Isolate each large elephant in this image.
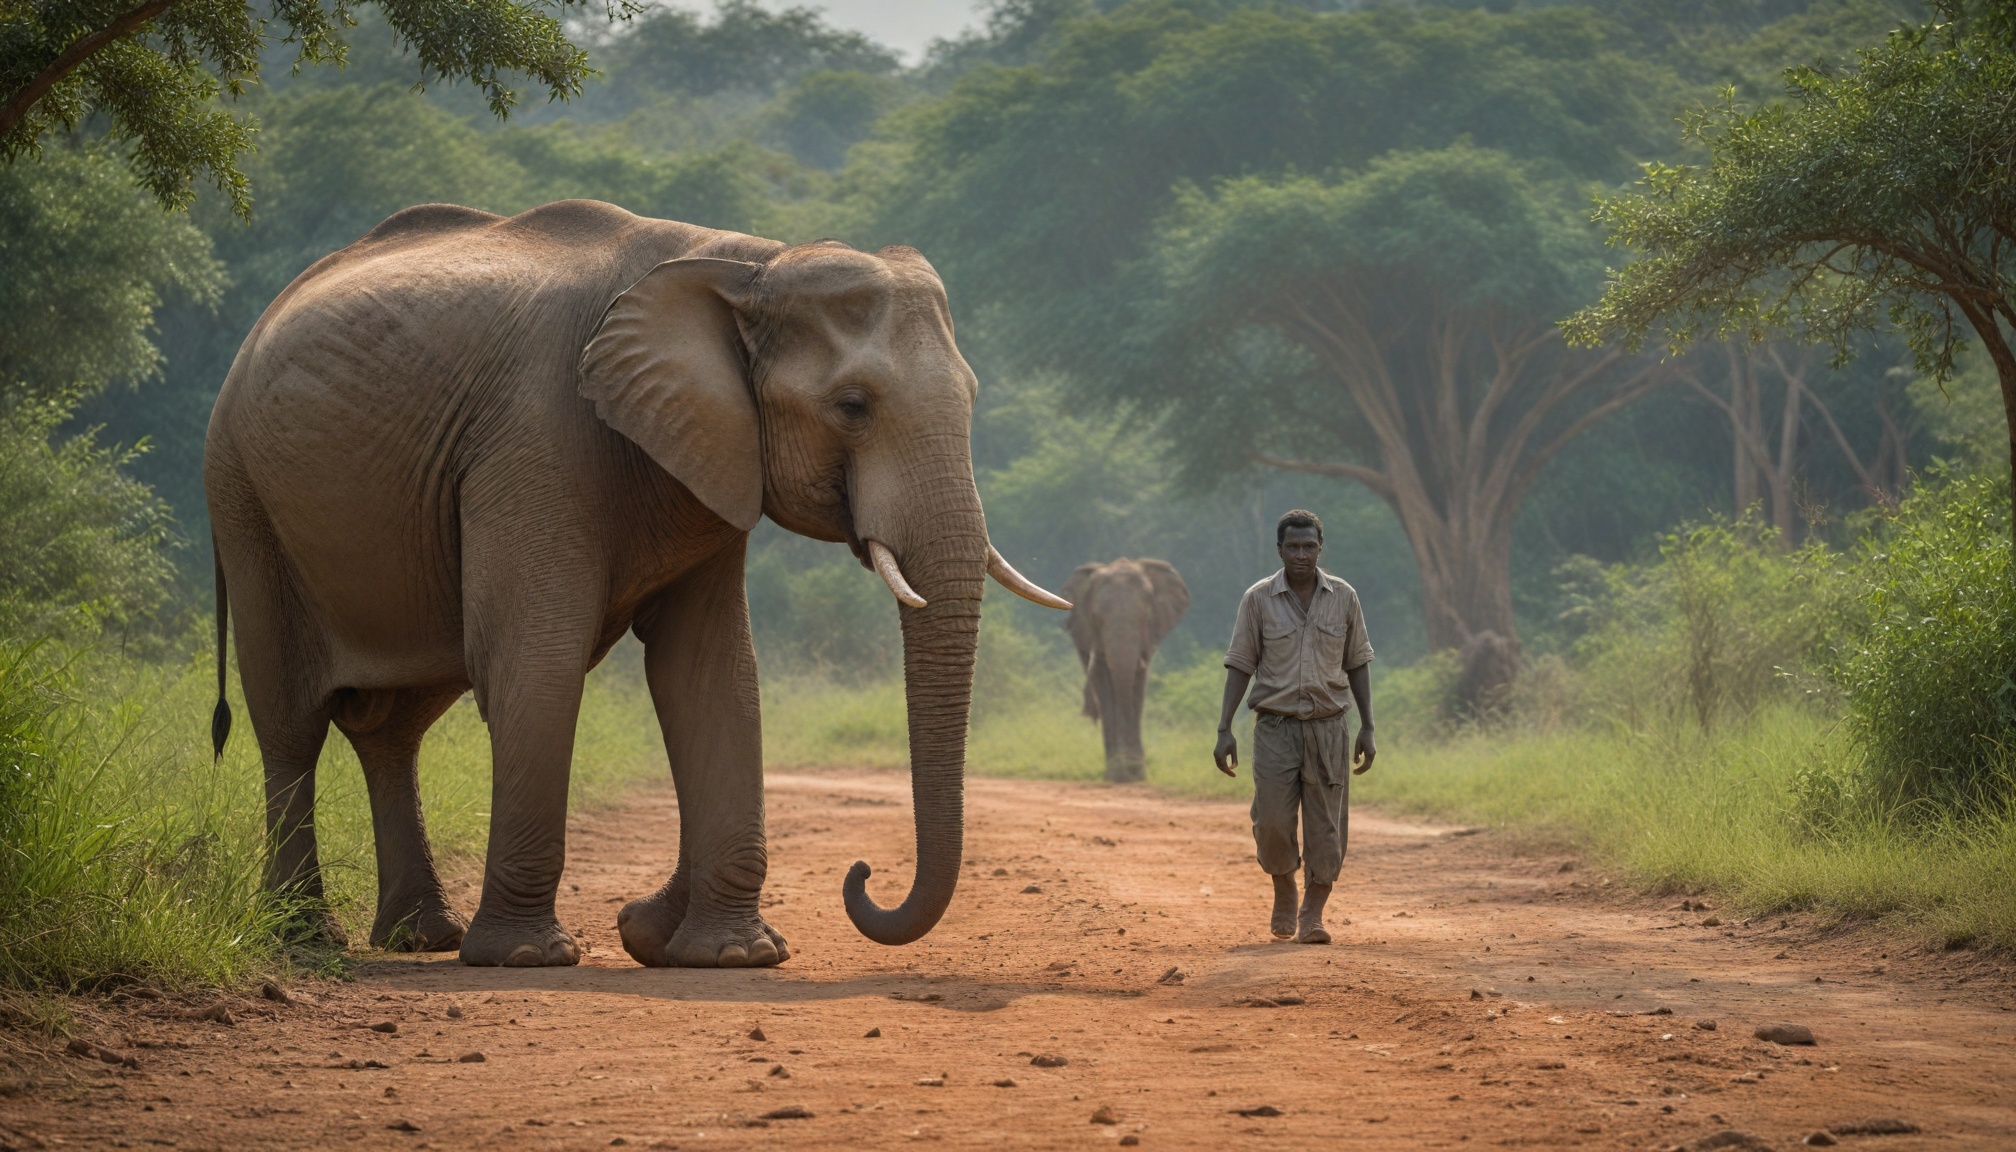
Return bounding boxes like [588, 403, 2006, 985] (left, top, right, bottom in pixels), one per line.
[205, 199, 1068, 968]
[1062, 559, 1189, 783]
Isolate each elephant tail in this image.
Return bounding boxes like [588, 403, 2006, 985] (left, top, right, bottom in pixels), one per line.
[211, 539, 233, 762]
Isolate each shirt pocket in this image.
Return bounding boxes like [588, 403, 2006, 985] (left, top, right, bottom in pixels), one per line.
[1314, 619, 1351, 669]
[1261, 620, 1298, 644]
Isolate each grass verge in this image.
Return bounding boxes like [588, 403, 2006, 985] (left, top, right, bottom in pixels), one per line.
[0, 637, 669, 996]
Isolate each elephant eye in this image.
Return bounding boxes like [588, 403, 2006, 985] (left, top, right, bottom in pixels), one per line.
[835, 395, 870, 422]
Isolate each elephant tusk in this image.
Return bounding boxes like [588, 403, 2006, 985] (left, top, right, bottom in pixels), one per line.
[987, 545, 1072, 610]
[867, 540, 927, 608]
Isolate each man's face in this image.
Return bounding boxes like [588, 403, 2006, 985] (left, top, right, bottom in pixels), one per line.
[1278, 525, 1322, 577]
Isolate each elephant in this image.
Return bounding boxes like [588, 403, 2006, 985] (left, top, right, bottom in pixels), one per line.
[204, 199, 1069, 968]
[1061, 559, 1189, 783]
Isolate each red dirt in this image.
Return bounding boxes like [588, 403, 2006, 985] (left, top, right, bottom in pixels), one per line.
[5, 768, 2014, 1150]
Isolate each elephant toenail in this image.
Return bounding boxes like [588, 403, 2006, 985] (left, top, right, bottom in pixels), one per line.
[503, 944, 545, 966]
[718, 943, 750, 967]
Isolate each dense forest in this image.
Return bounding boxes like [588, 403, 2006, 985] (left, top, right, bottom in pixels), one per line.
[26, 0, 1982, 671]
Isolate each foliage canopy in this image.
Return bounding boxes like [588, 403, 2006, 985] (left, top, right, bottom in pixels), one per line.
[0, 0, 611, 212]
[1567, 1, 2016, 519]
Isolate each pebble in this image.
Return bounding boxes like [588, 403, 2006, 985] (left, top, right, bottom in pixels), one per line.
[992, 868, 1009, 877]
[1802, 1133, 1837, 1147]
[864, 1027, 881, 1038]
[915, 1076, 944, 1087]
[1684, 1132, 1769, 1150]
[1022, 885, 1043, 894]
[761, 1106, 814, 1120]
[1156, 967, 1185, 985]
[1754, 1023, 1816, 1045]
[1694, 1020, 1717, 1031]
[457, 1052, 485, 1063]
[747, 1027, 767, 1042]
[1119, 1137, 1140, 1147]
[1828, 1119, 1917, 1136]
[445, 1006, 463, 1019]
[1030, 1054, 1068, 1068]
[387, 1119, 421, 1133]
[992, 1079, 1017, 1088]
[260, 982, 291, 1005]
[369, 1021, 399, 1034]
[1090, 1106, 1119, 1125]
[768, 1065, 789, 1078]
[1232, 1105, 1283, 1118]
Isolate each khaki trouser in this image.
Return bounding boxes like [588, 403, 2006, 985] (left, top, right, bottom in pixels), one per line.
[1250, 710, 1350, 884]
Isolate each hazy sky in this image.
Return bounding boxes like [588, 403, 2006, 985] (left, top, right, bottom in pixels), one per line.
[769, 0, 984, 59]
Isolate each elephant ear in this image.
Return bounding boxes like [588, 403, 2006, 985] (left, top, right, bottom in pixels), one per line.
[580, 257, 765, 532]
[1139, 559, 1191, 646]
[1061, 563, 1102, 669]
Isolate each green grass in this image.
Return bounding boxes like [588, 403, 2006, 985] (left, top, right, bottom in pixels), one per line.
[0, 637, 669, 994]
[1353, 706, 2016, 951]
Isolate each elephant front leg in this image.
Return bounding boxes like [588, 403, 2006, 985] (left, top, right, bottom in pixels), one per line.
[458, 657, 588, 968]
[619, 540, 787, 968]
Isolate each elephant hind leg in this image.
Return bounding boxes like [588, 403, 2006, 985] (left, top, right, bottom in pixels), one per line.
[215, 521, 345, 945]
[335, 686, 468, 952]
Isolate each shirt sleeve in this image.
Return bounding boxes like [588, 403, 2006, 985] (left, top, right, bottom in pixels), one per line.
[1224, 589, 1260, 674]
[1344, 590, 1374, 670]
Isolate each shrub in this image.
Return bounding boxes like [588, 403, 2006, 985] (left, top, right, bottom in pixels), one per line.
[0, 403, 180, 645]
[1826, 468, 2016, 809]
[1574, 515, 1826, 730]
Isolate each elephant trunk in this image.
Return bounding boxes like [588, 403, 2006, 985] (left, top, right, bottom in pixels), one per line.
[842, 487, 984, 945]
[1103, 641, 1149, 781]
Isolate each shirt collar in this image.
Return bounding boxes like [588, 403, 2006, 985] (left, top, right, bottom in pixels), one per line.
[1267, 568, 1333, 596]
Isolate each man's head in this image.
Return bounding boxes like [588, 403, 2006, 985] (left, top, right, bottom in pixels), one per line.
[1276, 509, 1323, 577]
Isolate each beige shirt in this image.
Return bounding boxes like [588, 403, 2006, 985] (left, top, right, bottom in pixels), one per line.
[1223, 568, 1375, 720]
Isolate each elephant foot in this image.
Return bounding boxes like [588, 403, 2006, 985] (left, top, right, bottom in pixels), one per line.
[664, 917, 790, 968]
[458, 914, 580, 967]
[616, 892, 684, 967]
[370, 894, 468, 953]
[1103, 751, 1146, 783]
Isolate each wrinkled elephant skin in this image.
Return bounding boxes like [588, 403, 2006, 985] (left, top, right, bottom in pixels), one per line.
[1062, 559, 1190, 783]
[206, 200, 1030, 967]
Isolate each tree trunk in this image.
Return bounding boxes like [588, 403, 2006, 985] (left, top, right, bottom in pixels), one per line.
[1266, 284, 1663, 655]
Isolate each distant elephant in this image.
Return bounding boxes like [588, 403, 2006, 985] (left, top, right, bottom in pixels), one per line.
[1062, 559, 1190, 782]
[205, 199, 1068, 968]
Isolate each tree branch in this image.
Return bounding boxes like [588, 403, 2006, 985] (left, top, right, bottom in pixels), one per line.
[0, 0, 180, 139]
[1253, 453, 1396, 499]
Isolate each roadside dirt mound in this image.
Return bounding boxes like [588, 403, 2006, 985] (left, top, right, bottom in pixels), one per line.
[4, 768, 2012, 1149]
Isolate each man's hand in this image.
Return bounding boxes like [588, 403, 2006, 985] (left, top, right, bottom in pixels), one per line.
[1352, 725, 1377, 775]
[1214, 728, 1239, 777]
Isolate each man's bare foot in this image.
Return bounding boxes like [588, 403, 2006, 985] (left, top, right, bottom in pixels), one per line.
[1297, 881, 1333, 944]
[1270, 873, 1298, 939]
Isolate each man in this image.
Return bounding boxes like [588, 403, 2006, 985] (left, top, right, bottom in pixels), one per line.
[1215, 509, 1376, 944]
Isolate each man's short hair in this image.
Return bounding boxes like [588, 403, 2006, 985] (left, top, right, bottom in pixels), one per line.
[1277, 509, 1323, 545]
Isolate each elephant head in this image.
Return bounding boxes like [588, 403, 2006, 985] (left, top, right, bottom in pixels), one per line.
[579, 240, 1067, 946]
[1062, 558, 1189, 783]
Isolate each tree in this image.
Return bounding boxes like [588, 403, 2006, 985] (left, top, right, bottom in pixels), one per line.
[1115, 146, 1664, 653]
[0, 142, 219, 407]
[1566, 1, 2016, 533]
[1681, 342, 1912, 538]
[0, 0, 612, 213]
[865, 2, 1684, 373]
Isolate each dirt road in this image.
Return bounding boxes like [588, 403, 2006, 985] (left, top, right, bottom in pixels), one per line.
[7, 768, 2015, 1150]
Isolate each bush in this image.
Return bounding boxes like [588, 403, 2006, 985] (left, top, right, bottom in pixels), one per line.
[0, 403, 180, 645]
[1825, 468, 2016, 809]
[1573, 515, 1826, 730]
